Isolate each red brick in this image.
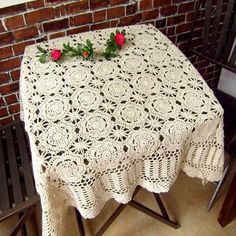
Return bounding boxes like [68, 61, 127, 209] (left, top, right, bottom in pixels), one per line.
[186, 12, 194, 21]
[46, 0, 65, 3]
[93, 10, 106, 22]
[11, 69, 21, 81]
[0, 116, 13, 126]
[55, 6, 62, 17]
[14, 26, 39, 42]
[60, 5, 66, 16]
[0, 20, 5, 33]
[64, 1, 88, 14]
[0, 4, 26, 17]
[0, 46, 13, 60]
[0, 32, 14, 46]
[27, 0, 45, 8]
[0, 82, 19, 95]
[140, 0, 153, 10]
[91, 22, 110, 31]
[176, 22, 192, 34]
[0, 108, 8, 117]
[70, 13, 92, 26]
[190, 38, 203, 47]
[9, 103, 20, 114]
[5, 94, 17, 105]
[0, 73, 10, 85]
[107, 7, 125, 19]
[13, 41, 35, 56]
[167, 27, 175, 36]
[156, 18, 166, 28]
[173, 0, 187, 2]
[0, 57, 21, 73]
[167, 14, 185, 26]
[110, 20, 119, 27]
[36, 36, 47, 43]
[14, 113, 21, 121]
[195, 19, 204, 28]
[142, 9, 159, 21]
[67, 25, 90, 36]
[38, 24, 44, 34]
[0, 98, 4, 106]
[119, 13, 142, 26]
[49, 31, 66, 39]
[110, 0, 129, 6]
[43, 18, 69, 32]
[178, 2, 194, 14]
[90, 0, 109, 9]
[169, 35, 176, 43]
[25, 8, 56, 25]
[154, 0, 171, 7]
[4, 15, 25, 30]
[160, 5, 177, 16]
[177, 32, 189, 42]
[194, 29, 203, 38]
[160, 28, 167, 35]
[126, 3, 138, 15]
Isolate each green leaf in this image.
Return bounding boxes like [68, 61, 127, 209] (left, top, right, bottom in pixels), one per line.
[86, 39, 93, 49]
[110, 32, 115, 41]
[37, 45, 47, 53]
[121, 29, 126, 35]
[115, 29, 119, 34]
[39, 54, 46, 63]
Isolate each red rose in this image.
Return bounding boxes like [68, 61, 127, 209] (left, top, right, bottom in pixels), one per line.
[115, 32, 125, 47]
[51, 49, 62, 61]
[82, 51, 90, 58]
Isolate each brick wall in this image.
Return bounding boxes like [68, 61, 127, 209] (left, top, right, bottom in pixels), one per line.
[0, 0, 221, 126]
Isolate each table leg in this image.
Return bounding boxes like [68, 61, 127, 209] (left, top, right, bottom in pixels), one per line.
[95, 186, 141, 236]
[76, 186, 180, 236]
[75, 210, 85, 236]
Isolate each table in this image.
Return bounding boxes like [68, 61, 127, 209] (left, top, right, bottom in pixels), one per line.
[20, 24, 224, 235]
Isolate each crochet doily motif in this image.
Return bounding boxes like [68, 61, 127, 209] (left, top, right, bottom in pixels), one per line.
[20, 24, 224, 236]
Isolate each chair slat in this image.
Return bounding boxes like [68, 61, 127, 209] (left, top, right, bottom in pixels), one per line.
[209, 0, 224, 56]
[0, 136, 10, 212]
[202, 0, 213, 53]
[15, 122, 36, 198]
[222, 16, 236, 63]
[215, 0, 235, 59]
[5, 126, 23, 205]
[228, 44, 236, 67]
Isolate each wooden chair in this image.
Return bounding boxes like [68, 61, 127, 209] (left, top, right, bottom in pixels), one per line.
[0, 121, 39, 236]
[188, 0, 236, 211]
[218, 170, 236, 227]
[188, 0, 236, 74]
[209, 89, 236, 211]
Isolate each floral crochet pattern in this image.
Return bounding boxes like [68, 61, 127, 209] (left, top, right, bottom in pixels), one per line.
[20, 24, 224, 236]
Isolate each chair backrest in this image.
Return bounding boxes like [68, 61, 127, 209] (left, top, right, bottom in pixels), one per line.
[212, 88, 236, 156]
[0, 121, 37, 221]
[188, 0, 236, 73]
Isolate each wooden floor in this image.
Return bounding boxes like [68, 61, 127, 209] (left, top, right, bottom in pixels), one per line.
[1, 161, 236, 236]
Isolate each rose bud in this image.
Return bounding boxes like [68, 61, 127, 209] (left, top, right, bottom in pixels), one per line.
[82, 51, 90, 58]
[51, 49, 62, 61]
[115, 32, 125, 48]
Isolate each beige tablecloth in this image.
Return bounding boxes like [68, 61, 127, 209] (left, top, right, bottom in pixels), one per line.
[20, 24, 224, 236]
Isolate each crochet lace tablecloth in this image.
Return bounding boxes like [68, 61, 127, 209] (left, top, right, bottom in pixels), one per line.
[20, 24, 224, 235]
